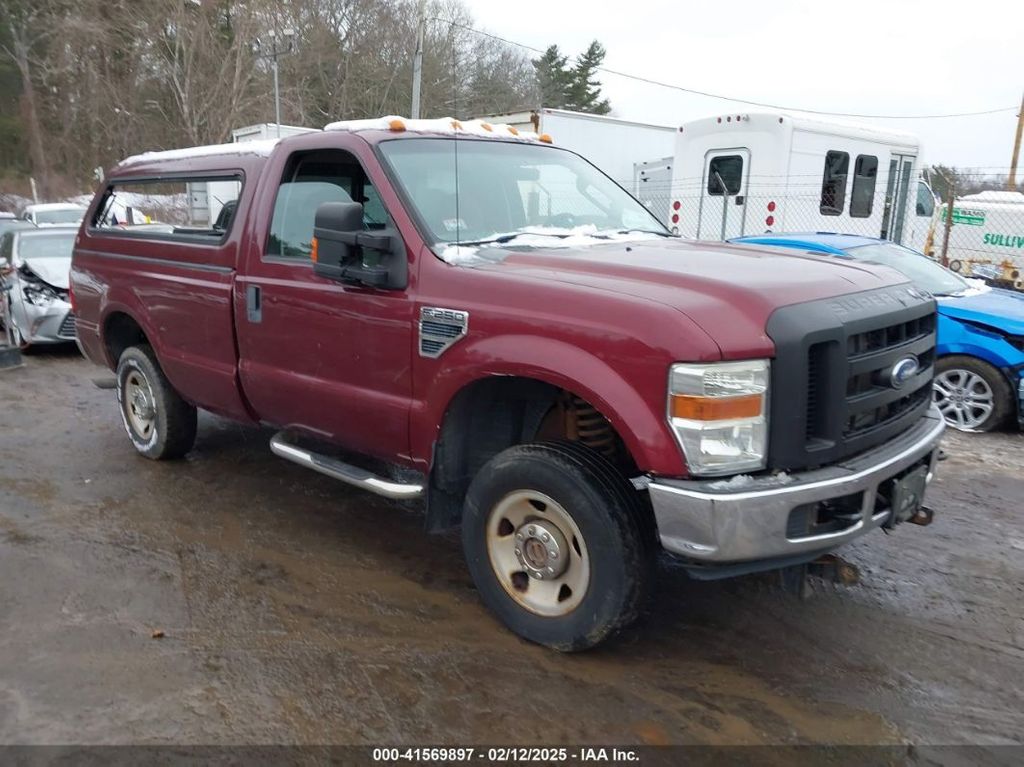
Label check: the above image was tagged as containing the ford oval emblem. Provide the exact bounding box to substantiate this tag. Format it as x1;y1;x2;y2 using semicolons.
890;356;920;389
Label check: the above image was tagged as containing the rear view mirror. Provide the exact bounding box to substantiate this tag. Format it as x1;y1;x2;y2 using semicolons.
312;202;407;290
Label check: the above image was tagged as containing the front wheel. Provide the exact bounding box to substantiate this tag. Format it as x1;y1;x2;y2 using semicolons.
116;344;197;459
462;442;655;651
933;355;1012;432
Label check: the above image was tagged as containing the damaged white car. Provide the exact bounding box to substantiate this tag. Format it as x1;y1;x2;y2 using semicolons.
0;227;77;348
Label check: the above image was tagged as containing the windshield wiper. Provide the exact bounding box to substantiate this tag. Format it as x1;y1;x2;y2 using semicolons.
454;232;572;247
611;228;673;237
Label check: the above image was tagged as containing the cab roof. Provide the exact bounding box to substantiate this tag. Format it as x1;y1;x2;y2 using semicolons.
116;115;548;172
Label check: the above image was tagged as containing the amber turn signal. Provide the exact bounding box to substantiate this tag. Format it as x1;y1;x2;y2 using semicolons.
310;236;319;263
671;393;762;421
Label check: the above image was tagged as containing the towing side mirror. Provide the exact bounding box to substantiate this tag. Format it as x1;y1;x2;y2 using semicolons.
312;201;408;290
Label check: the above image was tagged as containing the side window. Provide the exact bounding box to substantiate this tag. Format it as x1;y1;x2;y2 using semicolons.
266;149;387;259
707;155;743;195
819;151;849;215
849;155;878;218
0;233;12;265
916;181;936;217
92;177;242;239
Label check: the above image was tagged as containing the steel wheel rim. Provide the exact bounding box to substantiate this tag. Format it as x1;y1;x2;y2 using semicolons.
933;369;994;431
486;490;590;617
123;370;156;439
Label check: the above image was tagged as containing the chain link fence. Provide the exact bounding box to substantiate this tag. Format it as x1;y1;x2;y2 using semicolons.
628;167;1024;291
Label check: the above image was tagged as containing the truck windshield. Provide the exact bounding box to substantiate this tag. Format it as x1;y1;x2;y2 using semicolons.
378;138;667;250
845;243;971;296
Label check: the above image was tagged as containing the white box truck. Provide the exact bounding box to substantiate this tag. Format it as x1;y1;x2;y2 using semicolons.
649;111;937;251
479;108;676;215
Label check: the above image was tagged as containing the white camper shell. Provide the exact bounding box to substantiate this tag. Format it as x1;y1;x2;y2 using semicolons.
652;112;937;250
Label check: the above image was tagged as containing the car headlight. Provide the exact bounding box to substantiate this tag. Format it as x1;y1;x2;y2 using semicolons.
23;283;58;306
668;360;770;477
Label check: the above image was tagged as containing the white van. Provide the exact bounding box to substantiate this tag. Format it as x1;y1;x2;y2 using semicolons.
649;112;937;251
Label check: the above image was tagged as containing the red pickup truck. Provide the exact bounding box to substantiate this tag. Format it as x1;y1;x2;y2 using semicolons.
71;117;944;650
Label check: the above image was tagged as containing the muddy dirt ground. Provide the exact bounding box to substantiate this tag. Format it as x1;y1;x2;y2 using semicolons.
1;348;1021;748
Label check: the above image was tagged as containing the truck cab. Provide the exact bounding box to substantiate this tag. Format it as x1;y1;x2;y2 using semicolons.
71;117;945;651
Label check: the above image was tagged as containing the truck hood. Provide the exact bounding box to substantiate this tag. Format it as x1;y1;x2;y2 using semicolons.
471;238;908;357
21;257;72;290
938;287;1024;336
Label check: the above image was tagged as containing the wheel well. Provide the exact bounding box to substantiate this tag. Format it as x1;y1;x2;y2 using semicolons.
425;376;636;532
103;312;149;367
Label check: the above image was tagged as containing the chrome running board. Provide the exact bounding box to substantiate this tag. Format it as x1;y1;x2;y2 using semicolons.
270;431;424;500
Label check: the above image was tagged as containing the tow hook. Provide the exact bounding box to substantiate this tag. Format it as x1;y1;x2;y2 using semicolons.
908;505;934;526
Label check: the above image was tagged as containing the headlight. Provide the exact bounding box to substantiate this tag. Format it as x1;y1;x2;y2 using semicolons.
23;283;58;306
668;360;769;476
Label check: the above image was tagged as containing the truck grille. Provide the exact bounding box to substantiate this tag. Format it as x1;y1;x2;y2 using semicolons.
58;312;76;339
768;286;937;472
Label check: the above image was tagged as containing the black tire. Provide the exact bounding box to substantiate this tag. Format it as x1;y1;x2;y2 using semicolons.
116;344;197;459
934;355;1013;432
462;441;655;651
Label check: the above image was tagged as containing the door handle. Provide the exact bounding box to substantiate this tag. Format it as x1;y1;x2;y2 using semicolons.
246;284;262;323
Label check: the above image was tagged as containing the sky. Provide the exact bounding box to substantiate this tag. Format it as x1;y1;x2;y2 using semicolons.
461;0;1023;172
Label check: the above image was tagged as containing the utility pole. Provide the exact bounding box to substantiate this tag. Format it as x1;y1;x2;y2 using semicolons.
411;0;426;119
256;28;296;138
1009;90;1024;191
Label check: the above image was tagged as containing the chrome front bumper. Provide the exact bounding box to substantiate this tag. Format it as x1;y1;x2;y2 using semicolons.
648;409;945;564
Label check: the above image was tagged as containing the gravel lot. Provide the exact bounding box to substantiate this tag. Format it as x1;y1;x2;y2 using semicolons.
1;348;1022;749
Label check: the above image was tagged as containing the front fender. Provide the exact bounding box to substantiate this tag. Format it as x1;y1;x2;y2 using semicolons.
411;333;687;477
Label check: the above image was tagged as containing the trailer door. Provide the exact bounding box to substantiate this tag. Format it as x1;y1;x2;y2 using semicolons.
881;154;915;243
698;149;749;240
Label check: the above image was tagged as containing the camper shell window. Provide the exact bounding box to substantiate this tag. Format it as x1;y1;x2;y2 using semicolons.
819;151;849;216
707;155;743;196
92;176;243;242
850;155;878;218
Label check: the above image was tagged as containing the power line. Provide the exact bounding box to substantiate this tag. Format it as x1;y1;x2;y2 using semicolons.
443;20;1018;121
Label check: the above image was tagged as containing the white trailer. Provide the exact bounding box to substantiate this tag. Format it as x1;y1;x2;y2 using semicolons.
651;111;937;250
942;190;1024;288
231;123;317;142
479;108;676;211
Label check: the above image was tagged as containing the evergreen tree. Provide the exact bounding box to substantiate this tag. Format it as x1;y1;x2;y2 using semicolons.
531;41;611;115
532;44;571;109
566;40;610;115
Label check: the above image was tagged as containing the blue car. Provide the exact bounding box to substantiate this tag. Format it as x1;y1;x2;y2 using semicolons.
730;233;1024;432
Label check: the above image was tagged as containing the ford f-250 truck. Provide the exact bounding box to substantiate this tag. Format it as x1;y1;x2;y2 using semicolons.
71;116;944;650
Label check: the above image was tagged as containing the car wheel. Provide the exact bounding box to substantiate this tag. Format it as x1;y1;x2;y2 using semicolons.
462;441;655;651
116;344;197;459
933;356;1012;432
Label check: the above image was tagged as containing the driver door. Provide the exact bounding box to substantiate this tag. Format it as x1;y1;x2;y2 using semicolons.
235;139;415;461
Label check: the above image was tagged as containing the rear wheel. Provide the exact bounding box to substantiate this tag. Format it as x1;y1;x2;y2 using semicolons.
462;442;654;651
116;344;197;459
933;355;1012;432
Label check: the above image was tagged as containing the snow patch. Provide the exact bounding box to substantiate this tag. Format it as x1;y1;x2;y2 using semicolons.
120;139;280;167
435;226;663;265
325;115;543;142
707;471;793;491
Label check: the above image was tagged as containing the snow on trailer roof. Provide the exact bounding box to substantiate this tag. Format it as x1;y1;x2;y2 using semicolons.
119;138;282;168
323;116;552;143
